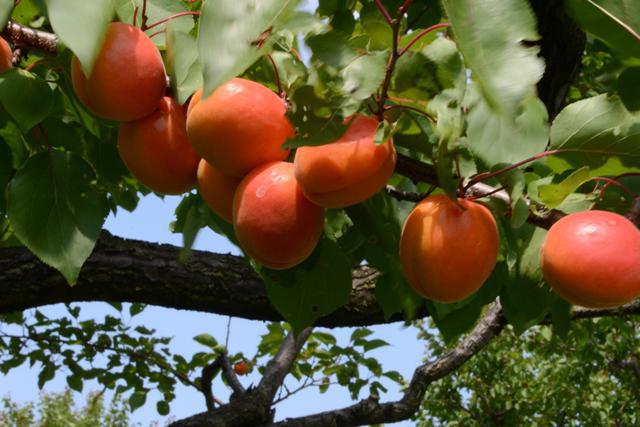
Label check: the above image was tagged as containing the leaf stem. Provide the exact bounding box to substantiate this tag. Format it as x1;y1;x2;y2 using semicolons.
398;23;450;57
144;11;201;31
373;0;394;26
266;53;286;99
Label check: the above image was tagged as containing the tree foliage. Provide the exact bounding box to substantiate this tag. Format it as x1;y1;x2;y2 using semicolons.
0;0;638;425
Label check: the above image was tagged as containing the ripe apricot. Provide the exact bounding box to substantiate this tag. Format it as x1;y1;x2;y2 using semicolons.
233;161;324;270
71;22;166;122
233;361;250;376
294;114;396;208
197;159;242;223
540;210;640;308
118;97;200;195
0;37;12;74
400;195;499;303
186;78;293;177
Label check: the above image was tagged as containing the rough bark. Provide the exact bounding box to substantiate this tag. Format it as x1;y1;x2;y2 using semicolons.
0;231;426;327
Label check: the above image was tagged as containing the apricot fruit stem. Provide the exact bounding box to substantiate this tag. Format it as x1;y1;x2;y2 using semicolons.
144;11;201;31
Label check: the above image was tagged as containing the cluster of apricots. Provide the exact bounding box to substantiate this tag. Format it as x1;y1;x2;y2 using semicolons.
68;22;639;310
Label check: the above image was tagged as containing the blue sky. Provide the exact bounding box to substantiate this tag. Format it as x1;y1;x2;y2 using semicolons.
1;194;426;426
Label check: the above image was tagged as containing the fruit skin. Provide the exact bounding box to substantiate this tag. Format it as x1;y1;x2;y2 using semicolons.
71;22;166;122
118;97;200;195
400;195;499;303
233;361;250;376
233;161;324;270
186;78;293;177
0;37;12;74
197;159;242;223
294;114;396;208
540;210;640;308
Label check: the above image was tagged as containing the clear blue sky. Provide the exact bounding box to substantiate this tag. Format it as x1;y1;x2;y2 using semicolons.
1;1;425;424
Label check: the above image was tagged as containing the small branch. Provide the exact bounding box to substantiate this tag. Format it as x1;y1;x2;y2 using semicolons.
2;21;57;56
258;328;313;403
201;359;223;411
144;11;201;31
220;351;246;397
625;196;640;227
385;185;430;203
373;0;393;26
141;0;149;30
398;23;450;57
384;104;435;122
272;303;506;426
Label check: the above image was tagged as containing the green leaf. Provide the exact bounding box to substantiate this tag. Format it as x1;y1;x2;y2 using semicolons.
538;167;591;209
38;363;56;389
307;30;358;68
361;339;389;352
618;67;640;111
129;391;146;411
0;140;12;213
565;0;640;64
441;0;544;115
7;151;109;284
0;69;53;131
263;238;352;334
66;374;83;392
0;0;12;29
340;51;387;105
45;0;114;74
156;400;170;416
465;87;549;168
550;295;571;339
166;21;202;105
548;94;640;175
198;0;299;97
193;334;218;349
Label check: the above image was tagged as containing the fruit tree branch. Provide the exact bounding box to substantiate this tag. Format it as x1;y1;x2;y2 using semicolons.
271;302;506;427
2;21;57;56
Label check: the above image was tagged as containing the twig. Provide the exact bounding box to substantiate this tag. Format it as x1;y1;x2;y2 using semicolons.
144;11;201;31
220;351;246;397
373;0;393;26
385;185;430;203
266;53;285;99
398;23;450;57
2;21;57;56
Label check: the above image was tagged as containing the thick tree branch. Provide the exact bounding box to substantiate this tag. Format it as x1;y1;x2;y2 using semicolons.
0;231;422;327
2;21;57;56
220;351;246;397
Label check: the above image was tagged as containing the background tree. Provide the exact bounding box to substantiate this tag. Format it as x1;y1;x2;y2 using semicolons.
0;0;639;426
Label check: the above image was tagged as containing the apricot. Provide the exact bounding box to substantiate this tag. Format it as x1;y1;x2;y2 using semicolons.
233;161;324;270
197;159;242;223
118;97;200;195
294;114;396;208
540;210;640;308
71;22;166;122
0;37;12;74
400;195;499;303
233;361;250;376
186;78;293;177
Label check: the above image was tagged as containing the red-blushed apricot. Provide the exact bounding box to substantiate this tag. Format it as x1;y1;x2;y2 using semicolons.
233;162;324;270
71;22;166;122
0;37;12;74
186;78;293;177
400;195;499;303
197;159;242;223
118;97;200;195
540;210;640;308
294;114;396;208
233;361;250;376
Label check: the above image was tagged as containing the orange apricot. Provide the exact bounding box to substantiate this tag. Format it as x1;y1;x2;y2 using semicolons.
0;37;12;74
118;97;200;195
400;195;499;303
197;159;242;223
294;114;396;208
540;210;640;308
186;78;293;177
71;22;166;122
233;161;324;270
